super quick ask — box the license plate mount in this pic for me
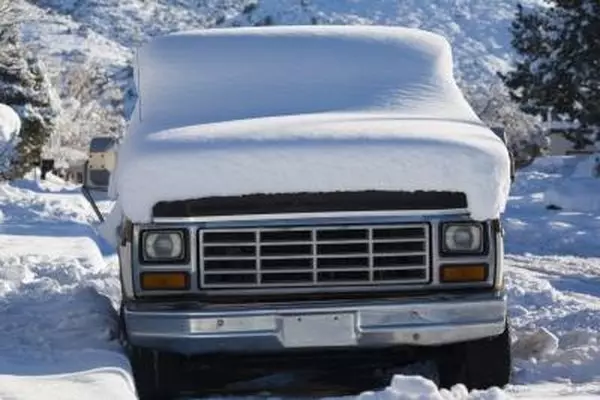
[282,313,357,348]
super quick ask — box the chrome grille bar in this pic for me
[199,224,430,289]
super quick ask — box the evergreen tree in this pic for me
[52,61,126,167]
[501,1,600,131]
[0,8,60,179]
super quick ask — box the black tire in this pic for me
[128,345,182,400]
[119,307,183,399]
[437,322,511,390]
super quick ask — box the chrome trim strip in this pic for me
[311,229,317,284]
[119,242,135,300]
[152,209,470,225]
[202,252,426,261]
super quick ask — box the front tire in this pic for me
[437,322,511,390]
[128,345,183,400]
[120,306,182,399]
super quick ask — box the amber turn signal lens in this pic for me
[440,264,487,283]
[141,272,189,290]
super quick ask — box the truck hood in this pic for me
[111,112,511,223]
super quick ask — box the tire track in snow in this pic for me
[507,255,600,306]
[504,254,600,396]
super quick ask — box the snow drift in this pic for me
[0,177,134,400]
[112,25,511,223]
[544,155,600,213]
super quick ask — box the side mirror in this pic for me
[81,161,105,223]
[80,136,119,223]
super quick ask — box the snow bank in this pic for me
[545,179,600,213]
[571,155,600,179]
[502,155,600,257]
[544,155,600,213]
[512,328,559,360]
[0,180,133,400]
[524,155,583,175]
[358,375,510,400]
[0,367,136,400]
[113,25,511,223]
[505,255,600,397]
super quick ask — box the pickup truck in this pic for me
[100,25,513,399]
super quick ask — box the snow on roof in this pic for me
[131,25,471,131]
[0,104,21,144]
[113,25,511,223]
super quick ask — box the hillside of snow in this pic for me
[19,0,544,116]
[23,0,544,77]
[2,156,600,399]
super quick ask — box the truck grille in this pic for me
[199,224,430,289]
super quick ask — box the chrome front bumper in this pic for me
[123,291,507,355]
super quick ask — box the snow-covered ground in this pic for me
[496,155,600,398]
[2,155,600,399]
[0,174,135,400]
[543,155,600,214]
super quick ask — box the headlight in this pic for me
[442,223,484,253]
[141,230,186,262]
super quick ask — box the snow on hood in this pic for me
[113,25,511,223]
[0,103,20,144]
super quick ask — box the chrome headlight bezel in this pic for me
[139,229,188,264]
[440,222,487,256]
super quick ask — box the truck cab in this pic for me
[105,25,513,399]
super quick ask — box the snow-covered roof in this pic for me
[131,25,472,131]
[113,25,511,223]
[0,104,21,144]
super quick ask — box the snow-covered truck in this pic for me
[106,25,513,398]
